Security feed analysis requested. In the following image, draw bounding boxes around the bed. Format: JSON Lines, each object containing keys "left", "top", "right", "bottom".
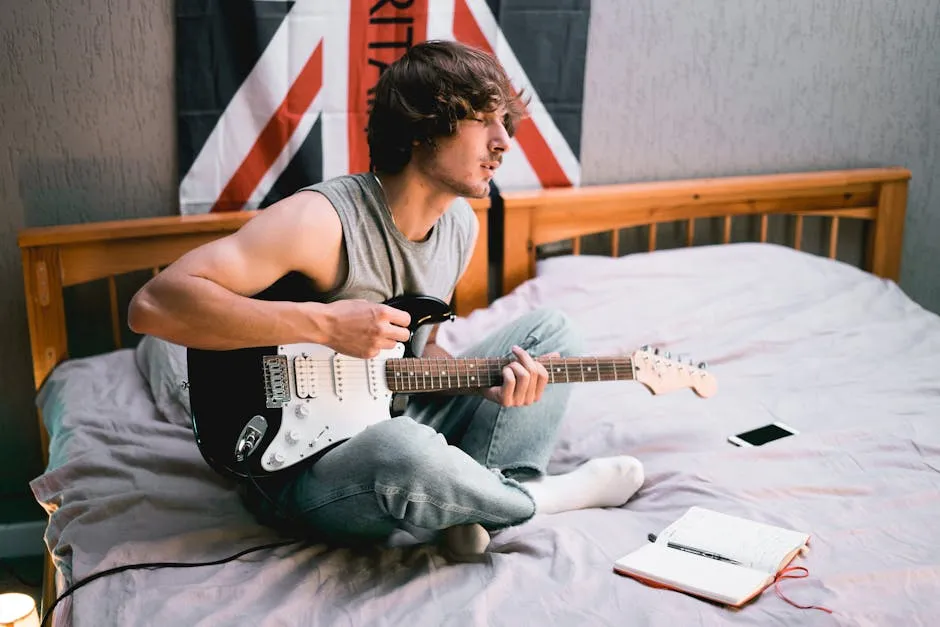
{"left": 19, "top": 167, "right": 940, "bottom": 625}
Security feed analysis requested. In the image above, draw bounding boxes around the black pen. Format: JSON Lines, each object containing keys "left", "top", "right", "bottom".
{"left": 647, "top": 533, "right": 742, "bottom": 565}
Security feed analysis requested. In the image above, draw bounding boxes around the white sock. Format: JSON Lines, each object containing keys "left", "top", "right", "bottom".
{"left": 440, "top": 523, "right": 490, "bottom": 561}
{"left": 522, "top": 456, "right": 645, "bottom": 515}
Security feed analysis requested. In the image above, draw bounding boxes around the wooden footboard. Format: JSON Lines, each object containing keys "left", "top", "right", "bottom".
{"left": 500, "top": 167, "right": 910, "bottom": 295}
{"left": 17, "top": 198, "right": 489, "bottom": 619}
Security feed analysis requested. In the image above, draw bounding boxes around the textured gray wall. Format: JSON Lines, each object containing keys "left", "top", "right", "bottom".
{"left": 0, "top": 1, "right": 175, "bottom": 498}
{"left": 0, "top": 0, "right": 937, "bottom": 504}
{"left": 581, "top": 0, "right": 940, "bottom": 312}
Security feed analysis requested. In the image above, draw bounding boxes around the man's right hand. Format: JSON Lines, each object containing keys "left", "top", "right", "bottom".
{"left": 317, "top": 300, "right": 412, "bottom": 359}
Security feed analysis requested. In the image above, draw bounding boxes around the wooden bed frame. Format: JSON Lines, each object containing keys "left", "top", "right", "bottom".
{"left": 16, "top": 166, "right": 910, "bottom": 619}
{"left": 501, "top": 167, "right": 910, "bottom": 295}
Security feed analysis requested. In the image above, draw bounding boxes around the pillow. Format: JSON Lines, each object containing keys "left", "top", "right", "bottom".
{"left": 436, "top": 242, "right": 885, "bottom": 359}
{"left": 135, "top": 335, "right": 192, "bottom": 425}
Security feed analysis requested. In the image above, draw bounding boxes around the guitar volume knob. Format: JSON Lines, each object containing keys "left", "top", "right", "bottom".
{"left": 286, "top": 430, "right": 301, "bottom": 444}
{"left": 295, "top": 404, "right": 310, "bottom": 418}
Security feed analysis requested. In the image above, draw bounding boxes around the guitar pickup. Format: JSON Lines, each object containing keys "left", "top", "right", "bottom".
{"left": 293, "top": 354, "right": 318, "bottom": 399}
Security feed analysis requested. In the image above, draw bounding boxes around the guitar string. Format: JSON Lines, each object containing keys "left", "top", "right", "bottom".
{"left": 275, "top": 360, "right": 694, "bottom": 386}
{"left": 279, "top": 367, "right": 643, "bottom": 392}
{"left": 280, "top": 358, "right": 640, "bottom": 378}
{"left": 275, "top": 358, "right": 669, "bottom": 394}
{"left": 281, "top": 359, "right": 640, "bottom": 373}
{"left": 271, "top": 357, "right": 709, "bottom": 395}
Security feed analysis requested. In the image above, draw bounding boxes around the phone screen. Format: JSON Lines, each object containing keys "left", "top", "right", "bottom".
{"left": 734, "top": 423, "right": 795, "bottom": 446}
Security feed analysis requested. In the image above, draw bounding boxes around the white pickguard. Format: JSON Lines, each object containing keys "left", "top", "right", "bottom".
{"left": 260, "top": 342, "right": 405, "bottom": 471}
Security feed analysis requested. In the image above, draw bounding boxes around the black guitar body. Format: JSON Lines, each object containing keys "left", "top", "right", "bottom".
{"left": 187, "top": 293, "right": 453, "bottom": 480}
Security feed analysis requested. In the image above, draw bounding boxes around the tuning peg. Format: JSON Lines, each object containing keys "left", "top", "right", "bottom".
{"left": 663, "top": 351, "right": 672, "bottom": 359}
{"left": 697, "top": 361, "right": 708, "bottom": 370}
{"left": 640, "top": 344, "right": 651, "bottom": 352}
{"left": 653, "top": 348, "right": 660, "bottom": 355}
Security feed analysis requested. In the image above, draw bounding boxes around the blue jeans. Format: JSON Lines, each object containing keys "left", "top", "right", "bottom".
{"left": 262, "top": 308, "right": 582, "bottom": 543}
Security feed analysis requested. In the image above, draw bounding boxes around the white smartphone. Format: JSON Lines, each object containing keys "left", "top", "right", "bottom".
{"left": 728, "top": 422, "right": 799, "bottom": 447}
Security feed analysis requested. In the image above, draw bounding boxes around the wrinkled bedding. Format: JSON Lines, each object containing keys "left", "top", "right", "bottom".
{"left": 32, "top": 243, "right": 940, "bottom": 626}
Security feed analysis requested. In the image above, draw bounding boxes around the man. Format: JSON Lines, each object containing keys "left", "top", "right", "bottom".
{"left": 129, "top": 40, "right": 643, "bottom": 559}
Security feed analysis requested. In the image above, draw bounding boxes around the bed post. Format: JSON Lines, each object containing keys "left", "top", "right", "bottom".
{"left": 502, "top": 203, "right": 534, "bottom": 296}
{"left": 869, "top": 178, "right": 909, "bottom": 282}
{"left": 20, "top": 244, "right": 67, "bottom": 620}
{"left": 20, "top": 245, "right": 68, "bottom": 460}
{"left": 454, "top": 202, "right": 490, "bottom": 316}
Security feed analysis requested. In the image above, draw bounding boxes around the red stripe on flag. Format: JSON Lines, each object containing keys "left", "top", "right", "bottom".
{"left": 453, "top": 0, "right": 571, "bottom": 188}
{"left": 212, "top": 42, "right": 325, "bottom": 212}
{"left": 348, "top": 1, "right": 429, "bottom": 175}
{"left": 509, "top": 117, "right": 571, "bottom": 187}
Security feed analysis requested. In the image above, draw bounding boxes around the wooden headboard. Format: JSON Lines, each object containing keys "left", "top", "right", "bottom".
{"left": 501, "top": 167, "right": 910, "bottom": 295}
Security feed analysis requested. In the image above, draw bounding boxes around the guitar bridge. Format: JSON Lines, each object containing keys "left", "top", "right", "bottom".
{"left": 262, "top": 355, "right": 290, "bottom": 408}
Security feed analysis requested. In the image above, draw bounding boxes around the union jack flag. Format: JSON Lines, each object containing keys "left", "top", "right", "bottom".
{"left": 176, "top": 0, "right": 590, "bottom": 214}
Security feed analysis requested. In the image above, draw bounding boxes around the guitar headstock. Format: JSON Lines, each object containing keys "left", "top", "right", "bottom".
{"left": 631, "top": 346, "right": 717, "bottom": 398}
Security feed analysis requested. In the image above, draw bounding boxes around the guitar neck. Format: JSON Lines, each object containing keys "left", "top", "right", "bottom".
{"left": 385, "top": 356, "right": 635, "bottom": 393}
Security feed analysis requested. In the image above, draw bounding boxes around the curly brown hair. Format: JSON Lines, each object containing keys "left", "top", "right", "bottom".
{"left": 366, "top": 40, "right": 528, "bottom": 174}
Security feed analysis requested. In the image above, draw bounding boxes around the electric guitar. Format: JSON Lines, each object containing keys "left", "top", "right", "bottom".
{"left": 187, "top": 295, "right": 717, "bottom": 480}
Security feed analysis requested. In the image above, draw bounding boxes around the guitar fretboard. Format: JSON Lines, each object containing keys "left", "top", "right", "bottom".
{"left": 385, "top": 356, "right": 635, "bottom": 393}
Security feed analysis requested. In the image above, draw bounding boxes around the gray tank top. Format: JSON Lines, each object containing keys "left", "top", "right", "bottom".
{"left": 294, "top": 173, "right": 478, "bottom": 356}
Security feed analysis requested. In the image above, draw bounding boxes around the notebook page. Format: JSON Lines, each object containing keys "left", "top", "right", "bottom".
{"left": 657, "top": 507, "right": 809, "bottom": 574}
{"left": 614, "top": 543, "right": 772, "bottom": 606}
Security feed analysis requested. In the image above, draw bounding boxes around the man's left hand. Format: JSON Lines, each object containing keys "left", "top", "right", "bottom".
{"left": 482, "top": 345, "right": 560, "bottom": 408}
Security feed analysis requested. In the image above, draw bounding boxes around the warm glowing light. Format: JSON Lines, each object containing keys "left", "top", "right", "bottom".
{"left": 0, "top": 593, "right": 39, "bottom": 627}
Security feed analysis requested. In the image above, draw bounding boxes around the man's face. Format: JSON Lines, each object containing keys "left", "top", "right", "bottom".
{"left": 413, "top": 108, "right": 511, "bottom": 199}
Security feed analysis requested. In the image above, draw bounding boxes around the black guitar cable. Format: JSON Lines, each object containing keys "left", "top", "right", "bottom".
{"left": 38, "top": 536, "right": 301, "bottom": 627}
{"left": 38, "top": 453, "right": 310, "bottom": 627}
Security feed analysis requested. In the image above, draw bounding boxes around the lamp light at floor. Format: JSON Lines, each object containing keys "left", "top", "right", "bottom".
{"left": 0, "top": 593, "right": 39, "bottom": 627}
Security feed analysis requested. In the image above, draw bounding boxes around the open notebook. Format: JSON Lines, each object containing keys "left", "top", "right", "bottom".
{"left": 614, "top": 507, "right": 810, "bottom": 607}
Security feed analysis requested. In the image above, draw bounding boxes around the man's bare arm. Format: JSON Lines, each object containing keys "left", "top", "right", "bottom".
{"left": 128, "top": 192, "right": 410, "bottom": 356}
{"left": 128, "top": 193, "right": 341, "bottom": 349}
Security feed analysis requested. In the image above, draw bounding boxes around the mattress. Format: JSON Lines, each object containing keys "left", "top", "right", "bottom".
{"left": 31, "top": 243, "right": 940, "bottom": 626}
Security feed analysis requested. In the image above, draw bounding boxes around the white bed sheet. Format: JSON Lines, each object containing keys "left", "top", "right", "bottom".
{"left": 32, "top": 243, "right": 940, "bottom": 626}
